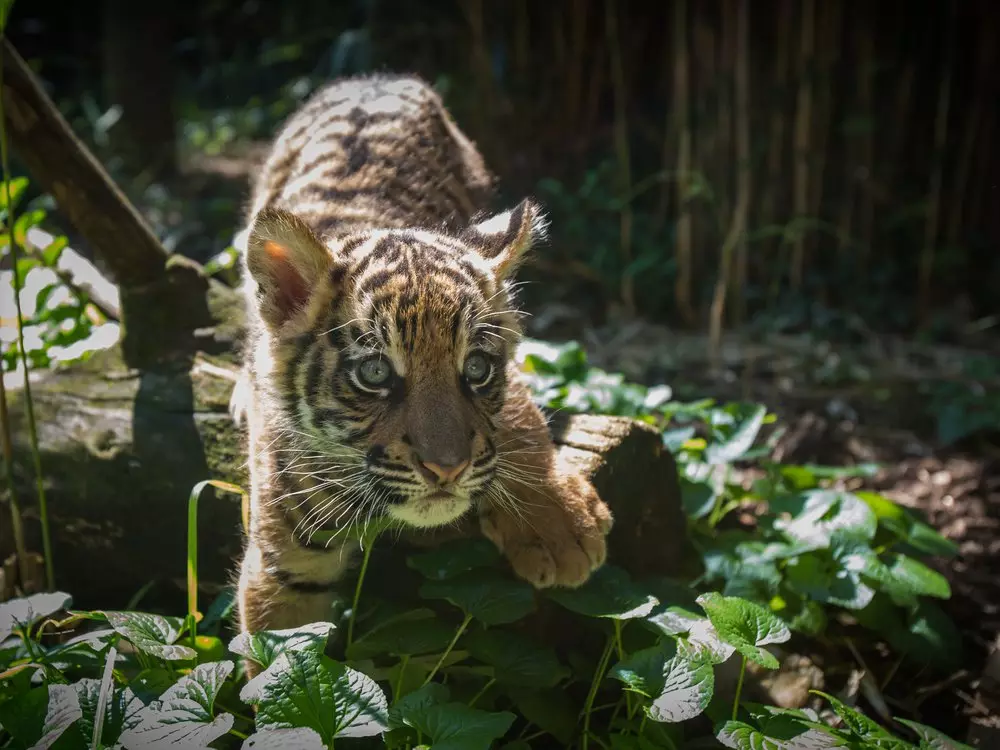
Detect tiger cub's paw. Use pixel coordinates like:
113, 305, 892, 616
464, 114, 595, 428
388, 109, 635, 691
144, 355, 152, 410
479, 471, 613, 589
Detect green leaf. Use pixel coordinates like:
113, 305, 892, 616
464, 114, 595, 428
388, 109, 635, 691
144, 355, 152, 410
812, 691, 914, 749
643, 605, 735, 664
52, 678, 144, 750
546, 564, 658, 620
877, 554, 951, 604
0, 684, 82, 750
347, 611, 453, 660
406, 538, 501, 580
715, 720, 781, 750
387, 683, 451, 730
855, 491, 958, 557
784, 549, 876, 611
610, 640, 715, 722
0, 176, 29, 212
246, 649, 388, 741
464, 628, 569, 688
0, 591, 72, 641
228, 621, 334, 669
506, 687, 578, 745
681, 478, 717, 520
704, 404, 766, 464
773, 490, 877, 548
119, 661, 234, 749
40, 236, 69, 266
419, 569, 536, 625
102, 611, 196, 661
696, 593, 790, 669
896, 719, 975, 750
391, 698, 516, 750
241, 727, 326, 749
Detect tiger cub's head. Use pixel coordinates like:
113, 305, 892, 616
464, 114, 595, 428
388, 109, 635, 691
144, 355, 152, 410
243, 201, 545, 530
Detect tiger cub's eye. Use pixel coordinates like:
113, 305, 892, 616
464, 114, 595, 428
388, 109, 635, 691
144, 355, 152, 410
463, 352, 492, 386
357, 357, 393, 389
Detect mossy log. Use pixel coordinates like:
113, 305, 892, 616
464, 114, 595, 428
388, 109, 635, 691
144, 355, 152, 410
2, 311, 690, 610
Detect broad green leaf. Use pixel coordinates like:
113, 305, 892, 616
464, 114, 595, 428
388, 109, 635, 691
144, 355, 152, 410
419, 569, 535, 625
643, 606, 735, 664
704, 404, 766, 464
681, 478, 717, 520
506, 687, 577, 745
52, 678, 144, 750
391, 698, 516, 750
40, 236, 69, 266
228, 622, 334, 669
773, 490, 877, 548
878, 554, 951, 603
546, 564, 658, 620
464, 628, 569, 688
0, 684, 82, 750
0, 591, 72, 641
784, 550, 876, 611
0, 176, 29, 213
406, 538, 501, 580
896, 719, 975, 750
347, 612, 453, 661
697, 593, 790, 669
812, 691, 914, 749
387, 683, 451, 730
855, 492, 959, 558
610, 640, 714, 723
247, 649, 388, 741
119, 661, 234, 750
102, 611, 196, 661
716, 721, 781, 750
242, 727, 325, 749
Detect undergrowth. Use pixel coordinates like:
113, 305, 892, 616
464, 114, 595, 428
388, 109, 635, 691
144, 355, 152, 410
0, 340, 972, 750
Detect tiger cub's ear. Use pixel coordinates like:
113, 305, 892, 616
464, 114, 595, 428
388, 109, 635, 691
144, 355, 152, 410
463, 198, 547, 282
245, 208, 333, 328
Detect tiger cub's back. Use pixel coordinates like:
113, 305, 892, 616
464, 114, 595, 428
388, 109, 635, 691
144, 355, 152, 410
247, 74, 495, 240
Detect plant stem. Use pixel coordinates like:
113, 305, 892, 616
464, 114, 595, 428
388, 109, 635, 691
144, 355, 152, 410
0, 37, 53, 592
732, 655, 747, 721
346, 535, 376, 648
392, 654, 410, 701
581, 635, 615, 750
422, 613, 472, 686
613, 620, 635, 720
468, 677, 496, 708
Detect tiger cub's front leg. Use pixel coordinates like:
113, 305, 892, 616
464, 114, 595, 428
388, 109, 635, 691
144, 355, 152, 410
479, 379, 613, 589
236, 538, 356, 676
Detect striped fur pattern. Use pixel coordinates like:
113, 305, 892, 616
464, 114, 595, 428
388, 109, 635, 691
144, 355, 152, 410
233, 74, 612, 651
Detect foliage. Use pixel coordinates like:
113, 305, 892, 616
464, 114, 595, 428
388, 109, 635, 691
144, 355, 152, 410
0, 177, 116, 374
0, 338, 971, 749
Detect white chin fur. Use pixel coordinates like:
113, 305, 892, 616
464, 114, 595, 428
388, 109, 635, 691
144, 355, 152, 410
387, 495, 472, 528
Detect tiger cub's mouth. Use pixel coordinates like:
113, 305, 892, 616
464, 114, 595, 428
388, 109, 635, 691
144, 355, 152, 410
386, 490, 472, 529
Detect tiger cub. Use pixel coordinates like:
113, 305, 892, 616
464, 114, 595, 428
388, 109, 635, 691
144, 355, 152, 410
233, 74, 613, 643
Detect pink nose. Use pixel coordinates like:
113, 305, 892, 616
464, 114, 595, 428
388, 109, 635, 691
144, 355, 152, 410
420, 459, 470, 485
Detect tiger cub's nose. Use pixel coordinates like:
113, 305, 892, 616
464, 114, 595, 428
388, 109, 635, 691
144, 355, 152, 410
418, 459, 470, 486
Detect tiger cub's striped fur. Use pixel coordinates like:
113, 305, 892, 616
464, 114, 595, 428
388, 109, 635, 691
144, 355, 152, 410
234, 74, 612, 647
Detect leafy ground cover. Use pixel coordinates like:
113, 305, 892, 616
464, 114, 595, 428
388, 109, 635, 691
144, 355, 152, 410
0, 340, 979, 749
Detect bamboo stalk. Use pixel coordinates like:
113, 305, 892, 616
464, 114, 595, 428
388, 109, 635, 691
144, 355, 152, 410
857, 19, 875, 267
566, 0, 589, 149
672, 0, 695, 325
808, 0, 841, 268
918, 1, 957, 319
946, 21, 992, 256
605, 0, 634, 315
710, 0, 751, 361
789, 0, 814, 290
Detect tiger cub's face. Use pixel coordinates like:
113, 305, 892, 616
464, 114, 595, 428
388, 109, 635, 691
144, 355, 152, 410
244, 201, 544, 530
